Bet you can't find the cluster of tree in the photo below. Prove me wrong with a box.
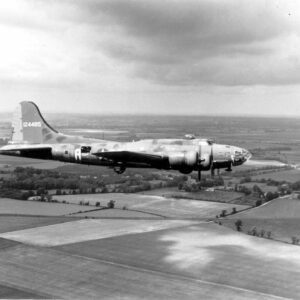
[247,227,272,239]
[265,191,280,201]
[252,184,264,197]
[0,166,194,200]
[0,188,30,200]
[239,185,280,201]
[178,176,224,192]
[3,167,105,191]
[291,181,300,191]
[237,185,252,195]
[240,176,252,184]
[216,207,238,219]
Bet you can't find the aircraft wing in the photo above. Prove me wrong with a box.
[0,144,53,160]
[93,150,164,165]
[0,144,52,152]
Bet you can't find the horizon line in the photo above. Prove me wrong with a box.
[0,110,300,119]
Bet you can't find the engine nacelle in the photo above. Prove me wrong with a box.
[199,153,212,171]
[199,144,213,171]
[168,151,198,174]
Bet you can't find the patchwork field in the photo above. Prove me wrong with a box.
[0,219,199,246]
[0,219,299,299]
[0,241,275,300]
[54,222,300,300]
[252,169,300,182]
[0,282,47,299]
[223,195,300,242]
[0,215,79,233]
[55,193,250,219]
[0,197,95,216]
[140,188,245,203]
[77,208,162,219]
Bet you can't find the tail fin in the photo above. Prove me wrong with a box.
[11,101,59,144]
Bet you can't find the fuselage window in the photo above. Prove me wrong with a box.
[81,146,91,154]
[64,150,68,155]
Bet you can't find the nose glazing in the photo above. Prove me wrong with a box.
[242,148,252,161]
[232,147,251,165]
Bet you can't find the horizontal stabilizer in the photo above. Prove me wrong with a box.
[0,144,52,152]
[0,144,53,159]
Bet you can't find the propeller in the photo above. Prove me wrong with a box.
[198,169,201,181]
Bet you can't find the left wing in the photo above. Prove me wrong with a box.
[93,150,164,166]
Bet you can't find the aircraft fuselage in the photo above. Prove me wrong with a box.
[0,101,252,180]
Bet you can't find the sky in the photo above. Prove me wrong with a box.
[0,0,300,116]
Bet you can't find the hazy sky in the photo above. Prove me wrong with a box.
[0,0,300,116]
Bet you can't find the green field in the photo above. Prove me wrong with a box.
[0,240,273,300]
[55,222,300,299]
[140,188,244,203]
[0,218,299,299]
[0,216,79,234]
[0,282,47,299]
[55,193,249,219]
[223,195,300,243]
[0,197,95,216]
[78,208,162,219]
[252,169,300,182]
[0,219,199,246]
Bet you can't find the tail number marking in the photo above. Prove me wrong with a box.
[23,122,41,127]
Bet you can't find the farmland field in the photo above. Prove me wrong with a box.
[55,222,300,300]
[252,169,300,182]
[0,215,79,234]
[55,193,249,219]
[237,182,278,193]
[0,219,199,246]
[0,198,95,216]
[77,208,162,219]
[0,218,299,299]
[140,187,244,202]
[222,195,300,243]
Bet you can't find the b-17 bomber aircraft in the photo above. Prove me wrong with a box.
[0,101,251,180]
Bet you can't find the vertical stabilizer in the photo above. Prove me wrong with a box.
[11,101,59,144]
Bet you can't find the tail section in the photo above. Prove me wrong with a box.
[11,101,59,144]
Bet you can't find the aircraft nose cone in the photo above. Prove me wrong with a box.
[243,148,252,161]
[232,147,251,166]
